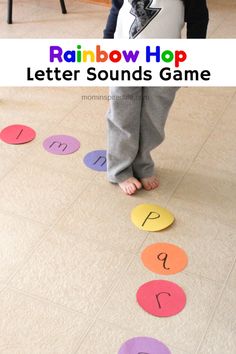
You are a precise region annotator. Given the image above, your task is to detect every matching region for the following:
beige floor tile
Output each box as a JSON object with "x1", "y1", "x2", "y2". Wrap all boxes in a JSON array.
[
  {"x1": 54, "y1": 179, "x2": 149, "y2": 253},
  {"x1": 98, "y1": 258, "x2": 221, "y2": 353},
  {"x1": 191, "y1": 87, "x2": 236, "y2": 99},
  {"x1": 0, "y1": 89, "x2": 51, "y2": 162},
  {"x1": 0, "y1": 87, "x2": 80, "y2": 132},
  {"x1": 9, "y1": 229, "x2": 133, "y2": 316},
  {"x1": 70, "y1": 0, "x2": 109, "y2": 19},
  {"x1": 227, "y1": 260, "x2": 236, "y2": 290},
  {"x1": 0, "y1": 288, "x2": 90, "y2": 354},
  {"x1": 211, "y1": 0, "x2": 236, "y2": 4},
  {"x1": 197, "y1": 287, "x2": 236, "y2": 354},
  {"x1": 141, "y1": 203, "x2": 236, "y2": 283},
  {"x1": 157, "y1": 116, "x2": 211, "y2": 161},
  {"x1": 0, "y1": 130, "x2": 38, "y2": 162},
  {"x1": 0, "y1": 212, "x2": 47, "y2": 284},
  {"x1": 0, "y1": 1, "x2": 39, "y2": 24},
  {"x1": 225, "y1": 9, "x2": 236, "y2": 23},
  {"x1": 219, "y1": 93, "x2": 236, "y2": 130},
  {"x1": 0, "y1": 154, "x2": 16, "y2": 180},
  {"x1": 1, "y1": 86, "x2": 82, "y2": 107},
  {"x1": 169, "y1": 87, "x2": 234, "y2": 127},
  {"x1": 60, "y1": 87, "x2": 109, "y2": 138},
  {"x1": 170, "y1": 161, "x2": 236, "y2": 227},
  {"x1": 157, "y1": 88, "x2": 234, "y2": 165},
  {"x1": 211, "y1": 22, "x2": 236, "y2": 38},
  {"x1": 18, "y1": 12, "x2": 103, "y2": 39},
  {"x1": 0, "y1": 87, "x2": 15, "y2": 98},
  {"x1": 61, "y1": 109, "x2": 107, "y2": 140},
  {"x1": 0, "y1": 22, "x2": 28, "y2": 39},
  {"x1": 0, "y1": 1, "x2": 108, "y2": 38},
  {"x1": 195, "y1": 123, "x2": 236, "y2": 174},
  {"x1": 144, "y1": 152, "x2": 193, "y2": 205},
  {"x1": 77, "y1": 320, "x2": 188, "y2": 354},
  {"x1": 0, "y1": 161, "x2": 90, "y2": 224},
  {"x1": 23, "y1": 0, "x2": 77, "y2": 11},
  {"x1": 207, "y1": 3, "x2": 232, "y2": 36},
  {"x1": 207, "y1": 1, "x2": 236, "y2": 38}
]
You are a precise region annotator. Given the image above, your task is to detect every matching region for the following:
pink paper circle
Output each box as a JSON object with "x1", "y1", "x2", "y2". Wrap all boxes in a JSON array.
[
  {"x1": 0, "y1": 124, "x2": 36, "y2": 144},
  {"x1": 43, "y1": 135, "x2": 80, "y2": 155},
  {"x1": 118, "y1": 336, "x2": 171, "y2": 354},
  {"x1": 136, "y1": 280, "x2": 186, "y2": 317}
]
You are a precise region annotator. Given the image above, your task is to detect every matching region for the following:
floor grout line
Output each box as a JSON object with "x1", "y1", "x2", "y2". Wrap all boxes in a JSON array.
[
  {"x1": 0, "y1": 177, "x2": 94, "y2": 292},
  {"x1": 0, "y1": 207, "x2": 48, "y2": 226},
  {"x1": 194, "y1": 256, "x2": 236, "y2": 354},
  {"x1": 4, "y1": 285, "x2": 85, "y2": 315},
  {"x1": 165, "y1": 90, "x2": 236, "y2": 207},
  {"x1": 72, "y1": 252, "x2": 137, "y2": 354},
  {"x1": 56, "y1": 101, "x2": 85, "y2": 127}
]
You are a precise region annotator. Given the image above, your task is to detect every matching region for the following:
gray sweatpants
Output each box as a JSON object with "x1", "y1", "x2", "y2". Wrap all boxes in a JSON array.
[{"x1": 107, "y1": 86, "x2": 178, "y2": 183}]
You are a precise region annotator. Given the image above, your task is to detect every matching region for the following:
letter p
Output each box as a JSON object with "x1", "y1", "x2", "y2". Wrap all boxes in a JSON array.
[
  {"x1": 142, "y1": 211, "x2": 160, "y2": 227},
  {"x1": 175, "y1": 50, "x2": 187, "y2": 67}
]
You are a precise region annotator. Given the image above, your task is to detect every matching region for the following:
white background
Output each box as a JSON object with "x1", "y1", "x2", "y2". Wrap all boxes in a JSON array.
[{"x1": 0, "y1": 39, "x2": 235, "y2": 86}]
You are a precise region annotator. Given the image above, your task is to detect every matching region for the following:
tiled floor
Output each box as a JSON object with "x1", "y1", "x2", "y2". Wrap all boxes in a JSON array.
[{"x1": 0, "y1": 1, "x2": 236, "y2": 353}]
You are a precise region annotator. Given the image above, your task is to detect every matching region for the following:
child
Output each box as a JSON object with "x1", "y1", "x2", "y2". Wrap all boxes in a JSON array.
[{"x1": 104, "y1": 0, "x2": 209, "y2": 195}]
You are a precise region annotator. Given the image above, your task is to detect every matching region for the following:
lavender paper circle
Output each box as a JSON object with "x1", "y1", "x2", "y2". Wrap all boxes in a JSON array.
[
  {"x1": 83, "y1": 150, "x2": 107, "y2": 171},
  {"x1": 43, "y1": 135, "x2": 80, "y2": 155},
  {"x1": 118, "y1": 337, "x2": 171, "y2": 354}
]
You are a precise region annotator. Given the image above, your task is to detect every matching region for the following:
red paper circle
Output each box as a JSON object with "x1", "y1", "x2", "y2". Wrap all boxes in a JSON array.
[
  {"x1": 0, "y1": 124, "x2": 36, "y2": 144},
  {"x1": 136, "y1": 280, "x2": 186, "y2": 317}
]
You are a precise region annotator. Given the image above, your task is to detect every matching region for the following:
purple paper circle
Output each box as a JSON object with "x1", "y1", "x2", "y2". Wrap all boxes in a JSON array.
[
  {"x1": 118, "y1": 337, "x2": 171, "y2": 354},
  {"x1": 43, "y1": 135, "x2": 80, "y2": 155},
  {"x1": 83, "y1": 150, "x2": 107, "y2": 171}
]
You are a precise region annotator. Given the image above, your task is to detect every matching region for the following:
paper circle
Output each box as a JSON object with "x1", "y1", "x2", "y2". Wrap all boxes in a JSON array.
[
  {"x1": 0, "y1": 124, "x2": 36, "y2": 144},
  {"x1": 131, "y1": 204, "x2": 174, "y2": 231},
  {"x1": 118, "y1": 336, "x2": 171, "y2": 354},
  {"x1": 83, "y1": 150, "x2": 107, "y2": 171},
  {"x1": 141, "y1": 243, "x2": 188, "y2": 275},
  {"x1": 137, "y1": 280, "x2": 186, "y2": 317},
  {"x1": 43, "y1": 135, "x2": 80, "y2": 155}
]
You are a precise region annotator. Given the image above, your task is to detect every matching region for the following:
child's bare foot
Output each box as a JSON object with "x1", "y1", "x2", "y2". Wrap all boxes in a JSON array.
[
  {"x1": 141, "y1": 176, "x2": 159, "y2": 191},
  {"x1": 119, "y1": 177, "x2": 142, "y2": 195}
]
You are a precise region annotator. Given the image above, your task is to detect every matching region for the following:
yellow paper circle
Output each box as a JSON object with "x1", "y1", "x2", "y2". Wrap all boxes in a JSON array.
[{"x1": 131, "y1": 204, "x2": 174, "y2": 231}]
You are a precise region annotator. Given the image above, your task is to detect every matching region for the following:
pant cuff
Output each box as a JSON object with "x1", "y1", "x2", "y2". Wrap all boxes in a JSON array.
[{"x1": 107, "y1": 172, "x2": 134, "y2": 184}]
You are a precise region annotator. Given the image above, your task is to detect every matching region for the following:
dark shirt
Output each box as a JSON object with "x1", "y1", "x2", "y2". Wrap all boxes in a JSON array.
[{"x1": 103, "y1": 0, "x2": 209, "y2": 39}]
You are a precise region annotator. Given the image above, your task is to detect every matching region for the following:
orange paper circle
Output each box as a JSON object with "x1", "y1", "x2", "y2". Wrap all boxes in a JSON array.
[{"x1": 141, "y1": 243, "x2": 188, "y2": 275}]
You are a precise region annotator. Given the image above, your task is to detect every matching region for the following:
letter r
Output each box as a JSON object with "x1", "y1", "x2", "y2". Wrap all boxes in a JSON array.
[{"x1": 50, "y1": 46, "x2": 63, "y2": 62}]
